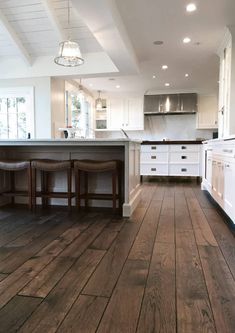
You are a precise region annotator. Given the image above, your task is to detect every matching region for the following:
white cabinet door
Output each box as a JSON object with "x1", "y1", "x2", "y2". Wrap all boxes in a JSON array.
[
  {"x1": 125, "y1": 98, "x2": 144, "y2": 130},
  {"x1": 224, "y1": 161, "x2": 235, "y2": 218},
  {"x1": 197, "y1": 95, "x2": 218, "y2": 129},
  {"x1": 108, "y1": 97, "x2": 143, "y2": 131},
  {"x1": 108, "y1": 99, "x2": 125, "y2": 130}
]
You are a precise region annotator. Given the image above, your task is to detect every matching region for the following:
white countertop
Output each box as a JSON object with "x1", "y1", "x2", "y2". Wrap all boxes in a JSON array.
[{"x1": 0, "y1": 138, "x2": 142, "y2": 146}]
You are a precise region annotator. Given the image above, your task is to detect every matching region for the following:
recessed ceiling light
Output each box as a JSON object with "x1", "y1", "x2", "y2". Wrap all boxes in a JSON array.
[
  {"x1": 183, "y1": 37, "x2": 191, "y2": 44},
  {"x1": 152, "y1": 75, "x2": 156, "y2": 79},
  {"x1": 185, "y1": 73, "x2": 189, "y2": 77},
  {"x1": 116, "y1": 85, "x2": 120, "y2": 89},
  {"x1": 162, "y1": 65, "x2": 168, "y2": 70},
  {"x1": 165, "y1": 83, "x2": 170, "y2": 87},
  {"x1": 186, "y1": 3, "x2": 197, "y2": 12},
  {"x1": 153, "y1": 40, "x2": 164, "y2": 45}
]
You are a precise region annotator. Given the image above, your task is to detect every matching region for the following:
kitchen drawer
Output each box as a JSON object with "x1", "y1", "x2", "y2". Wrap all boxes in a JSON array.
[
  {"x1": 169, "y1": 164, "x2": 200, "y2": 176},
  {"x1": 140, "y1": 163, "x2": 168, "y2": 176},
  {"x1": 169, "y1": 144, "x2": 200, "y2": 152},
  {"x1": 141, "y1": 152, "x2": 168, "y2": 163},
  {"x1": 169, "y1": 152, "x2": 199, "y2": 163},
  {"x1": 141, "y1": 145, "x2": 168, "y2": 153}
]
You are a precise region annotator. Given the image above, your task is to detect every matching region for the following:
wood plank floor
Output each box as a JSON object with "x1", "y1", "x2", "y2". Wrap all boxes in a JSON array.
[{"x1": 0, "y1": 183, "x2": 234, "y2": 333}]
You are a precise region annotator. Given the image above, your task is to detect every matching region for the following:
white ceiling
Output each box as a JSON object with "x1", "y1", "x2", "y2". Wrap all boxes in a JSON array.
[
  {"x1": 0, "y1": 0, "x2": 102, "y2": 57},
  {"x1": 0, "y1": 0, "x2": 235, "y2": 94}
]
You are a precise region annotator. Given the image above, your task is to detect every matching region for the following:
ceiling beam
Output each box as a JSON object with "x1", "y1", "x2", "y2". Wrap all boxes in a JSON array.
[
  {"x1": 41, "y1": 0, "x2": 66, "y2": 41},
  {"x1": 0, "y1": 9, "x2": 32, "y2": 66}
]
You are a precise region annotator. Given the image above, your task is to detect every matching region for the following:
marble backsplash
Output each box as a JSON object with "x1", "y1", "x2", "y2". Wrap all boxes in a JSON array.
[{"x1": 95, "y1": 114, "x2": 215, "y2": 141}]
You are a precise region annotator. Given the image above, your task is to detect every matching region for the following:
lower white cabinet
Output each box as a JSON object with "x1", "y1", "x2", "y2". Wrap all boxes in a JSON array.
[
  {"x1": 141, "y1": 143, "x2": 201, "y2": 177},
  {"x1": 202, "y1": 140, "x2": 235, "y2": 224}
]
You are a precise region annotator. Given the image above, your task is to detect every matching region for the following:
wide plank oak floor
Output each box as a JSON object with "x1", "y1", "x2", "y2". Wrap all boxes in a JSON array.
[{"x1": 0, "y1": 183, "x2": 234, "y2": 333}]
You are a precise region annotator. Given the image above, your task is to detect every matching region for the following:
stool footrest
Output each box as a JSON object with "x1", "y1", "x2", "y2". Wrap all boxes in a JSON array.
[
  {"x1": 35, "y1": 192, "x2": 75, "y2": 199},
  {"x1": 79, "y1": 193, "x2": 119, "y2": 200},
  {"x1": 1, "y1": 191, "x2": 30, "y2": 197}
]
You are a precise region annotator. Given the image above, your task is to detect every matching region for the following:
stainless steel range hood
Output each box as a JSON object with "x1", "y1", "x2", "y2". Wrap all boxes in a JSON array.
[{"x1": 144, "y1": 93, "x2": 197, "y2": 115}]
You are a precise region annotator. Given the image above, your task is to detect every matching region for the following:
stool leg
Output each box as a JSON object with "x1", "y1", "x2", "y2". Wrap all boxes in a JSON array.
[
  {"x1": 32, "y1": 168, "x2": 36, "y2": 210},
  {"x1": 67, "y1": 169, "x2": 72, "y2": 211},
  {"x1": 84, "y1": 172, "x2": 88, "y2": 209},
  {"x1": 112, "y1": 171, "x2": 117, "y2": 211},
  {"x1": 41, "y1": 171, "x2": 46, "y2": 208},
  {"x1": 28, "y1": 167, "x2": 32, "y2": 210},
  {"x1": 10, "y1": 172, "x2": 15, "y2": 205},
  {"x1": 74, "y1": 167, "x2": 79, "y2": 209}
]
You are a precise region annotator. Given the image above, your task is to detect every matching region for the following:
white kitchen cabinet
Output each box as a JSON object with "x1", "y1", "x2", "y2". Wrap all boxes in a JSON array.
[
  {"x1": 224, "y1": 160, "x2": 235, "y2": 218},
  {"x1": 196, "y1": 95, "x2": 218, "y2": 129},
  {"x1": 108, "y1": 97, "x2": 144, "y2": 131},
  {"x1": 141, "y1": 143, "x2": 201, "y2": 177},
  {"x1": 202, "y1": 139, "x2": 235, "y2": 224}
]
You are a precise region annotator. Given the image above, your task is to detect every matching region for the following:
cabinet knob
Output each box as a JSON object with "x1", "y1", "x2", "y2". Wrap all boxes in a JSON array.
[
  {"x1": 151, "y1": 156, "x2": 157, "y2": 159},
  {"x1": 181, "y1": 146, "x2": 187, "y2": 150},
  {"x1": 151, "y1": 168, "x2": 156, "y2": 171},
  {"x1": 181, "y1": 168, "x2": 187, "y2": 172},
  {"x1": 181, "y1": 156, "x2": 187, "y2": 159}
]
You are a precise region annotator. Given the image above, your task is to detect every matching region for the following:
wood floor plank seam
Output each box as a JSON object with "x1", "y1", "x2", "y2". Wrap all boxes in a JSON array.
[
  {"x1": 82, "y1": 187, "x2": 156, "y2": 299},
  {"x1": 135, "y1": 185, "x2": 167, "y2": 332},
  {"x1": 184, "y1": 187, "x2": 219, "y2": 333}
]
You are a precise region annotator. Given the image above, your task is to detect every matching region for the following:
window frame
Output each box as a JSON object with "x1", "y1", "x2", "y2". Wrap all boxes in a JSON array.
[{"x1": 0, "y1": 86, "x2": 35, "y2": 139}]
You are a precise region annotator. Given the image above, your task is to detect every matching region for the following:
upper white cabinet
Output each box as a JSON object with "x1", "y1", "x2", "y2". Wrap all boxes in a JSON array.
[
  {"x1": 196, "y1": 95, "x2": 218, "y2": 129},
  {"x1": 108, "y1": 97, "x2": 144, "y2": 131}
]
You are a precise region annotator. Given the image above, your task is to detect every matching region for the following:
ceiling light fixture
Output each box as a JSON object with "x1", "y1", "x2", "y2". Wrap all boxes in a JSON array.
[
  {"x1": 116, "y1": 85, "x2": 120, "y2": 89},
  {"x1": 183, "y1": 37, "x2": 191, "y2": 44},
  {"x1": 185, "y1": 73, "x2": 189, "y2": 77},
  {"x1": 152, "y1": 75, "x2": 156, "y2": 79},
  {"x1": 162, "y1": 65, "x2": 168, "y2": 70},
  {"x1": 89, "y1": 83, "x2": 93, "y2": 87},
  {"x1": 165, "y1": 83, "x2": 170, "y2": 87},
  {"x1": 186, "y1": 3, "x2": 197, "y2": 12},
  {"x1": 54, "y1": 0, "x2": 84, "y2": 67},
  {"x1": 96, "y1": 90, "x2": 103, "y2": 109}
]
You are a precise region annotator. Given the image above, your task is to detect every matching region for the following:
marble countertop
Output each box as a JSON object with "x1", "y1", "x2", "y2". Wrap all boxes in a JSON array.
[
  {"x1": 0, "y1": 138, "x2": 142, "y2": 146},
  {"x1": 141, "y1": 140, "x2": 202, "y2": 145}
]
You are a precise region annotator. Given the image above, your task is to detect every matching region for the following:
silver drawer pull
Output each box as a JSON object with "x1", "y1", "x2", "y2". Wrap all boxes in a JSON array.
[
  {"x1": 225, "y1": 164, "x2": 230, "y2": 168},
  {"x1": 181, "y1": 168, "x2": 187, "y2": 172},
  {"x1": 151, "y1": 156, "x2": 157, "y2": 159},
  {"x1": 181, "y1": 156, "x2": 187, "y2": 159},
  {"x1": 151, "y1": 168, "x2": 156, "y2": 171},
  {"x1": 181, "y1": 146, "x2": 187, "y2": 150},
  {"x1": 151, "y1": 146, "x2": 157, "y2": 150}
]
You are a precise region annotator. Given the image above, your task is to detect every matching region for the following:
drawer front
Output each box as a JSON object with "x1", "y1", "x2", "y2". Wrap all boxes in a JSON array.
[
  {"x1": 140, "y1": 163, "x2": 168, "y2": 175},
  {"x1": 169, "y1": 144, "x2": 200, "y2": 152},
  {"x1": 169, "y1": 164, "x2": 199, "y2": 176},
  {"x1": 141, "y1": 145, "x2": 168, "y2": 153},
  {"x1": 141, "y1": 152, "x2": 168, "y2": 163},
  {"x1": 169, "y1": 152, "x2": 199, "y2": 163}
]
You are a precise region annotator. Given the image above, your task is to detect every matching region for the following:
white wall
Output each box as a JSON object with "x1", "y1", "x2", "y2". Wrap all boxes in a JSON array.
[{"x1": 0, "y1": 77, "x2": 51, "y2": 138}]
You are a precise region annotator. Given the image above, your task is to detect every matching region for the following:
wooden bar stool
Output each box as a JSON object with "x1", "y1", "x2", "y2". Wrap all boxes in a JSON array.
[
  {"x1": 31, "y1": 159, "x2": 74, "y2": 210},
  {"x1": 74, "y1": 160, "x2": 122, "y2": 211},
  {"x1": 0, "y1": 160, "x2": 32, "y2": 209}
]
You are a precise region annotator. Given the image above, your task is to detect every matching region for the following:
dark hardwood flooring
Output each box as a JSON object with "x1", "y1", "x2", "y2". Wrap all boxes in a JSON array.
[{"x1": 0, "y1": 183, "x2": 234, "y2": 333}]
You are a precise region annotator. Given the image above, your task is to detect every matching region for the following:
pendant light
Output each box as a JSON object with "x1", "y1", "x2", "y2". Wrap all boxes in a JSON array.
[
  {"x1": 96, "y1": 90, "x2": 103, "y2": 109},
  {"x1": 54, "y1": 0, "x2": 84, "y2": 67}
]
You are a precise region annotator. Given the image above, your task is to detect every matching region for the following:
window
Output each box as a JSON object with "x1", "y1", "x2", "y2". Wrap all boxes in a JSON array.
[{"x1": 0, "y1": 87, "x2": 34, "y2": 139}]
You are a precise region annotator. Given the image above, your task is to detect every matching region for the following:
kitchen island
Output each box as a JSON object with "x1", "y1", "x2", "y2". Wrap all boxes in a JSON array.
[{"x1": 0, "y1": 139, "x2": 141, "y2": 217}]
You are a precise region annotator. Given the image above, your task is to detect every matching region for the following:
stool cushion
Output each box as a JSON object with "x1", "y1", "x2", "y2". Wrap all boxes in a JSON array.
[
  {"x1": 74, "y1": 160, "x2": 119, "y2": 172},
  {"x1": 31, "y1": 159, "x2": 72, "y2": 171},
  {"x1": 0, "y1": 160, "x2": 30, "y2": 171}
]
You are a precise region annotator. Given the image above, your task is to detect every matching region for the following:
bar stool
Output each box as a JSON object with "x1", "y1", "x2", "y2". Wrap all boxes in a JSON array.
[
  {"x1": 31, "y1": 159, "x2": 74, "y2": 210},
  {"x1": 74, "y1": 160, "x2": 122, "y2": 211},
  {"x1": 0, "y1": 160, "x2": 32, "y2": 209}
]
